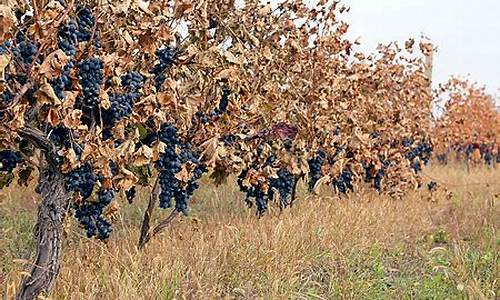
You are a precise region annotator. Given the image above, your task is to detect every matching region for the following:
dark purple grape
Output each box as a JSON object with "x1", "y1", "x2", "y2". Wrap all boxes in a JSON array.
[
  {"x1": 0, "y1": 150, "x2": 22, "y2": 173},
  {"x1": 152, "y1": 47, "x2": 180, "y2": 91}
]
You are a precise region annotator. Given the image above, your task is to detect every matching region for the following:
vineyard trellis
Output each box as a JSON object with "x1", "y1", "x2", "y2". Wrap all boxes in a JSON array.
[{"x1": 0, "y1": 1, "x2": 497, "y2": 299}]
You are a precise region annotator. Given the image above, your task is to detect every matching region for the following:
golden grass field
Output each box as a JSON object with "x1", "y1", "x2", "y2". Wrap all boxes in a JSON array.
[{"x1": 1, "y1": 164, "x2": 499, "y2": 299}]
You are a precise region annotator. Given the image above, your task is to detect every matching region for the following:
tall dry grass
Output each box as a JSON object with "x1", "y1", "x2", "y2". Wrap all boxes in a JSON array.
[{"x1": 1, "y1": 164, "x2": 499, "y2": 299}]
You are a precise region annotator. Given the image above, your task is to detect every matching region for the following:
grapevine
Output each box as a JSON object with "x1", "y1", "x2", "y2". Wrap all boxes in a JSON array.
[{"x1": 0, "y1": 1, "x2": 495, "y2": 299}]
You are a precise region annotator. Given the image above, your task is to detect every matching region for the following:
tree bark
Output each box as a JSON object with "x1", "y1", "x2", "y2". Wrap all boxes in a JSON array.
[
  {"x1": 139, "y1": 209, "x2": 179, "y2": 249},
  {"x1": 16, "y1": 168, "x2": 69, "y2": 300},
  {"x1": 138, "y1": 177, "x2": 160, "y2": 249},
  {"x1": 138, "y1": 177, "x2": 181, "y2": 249}
]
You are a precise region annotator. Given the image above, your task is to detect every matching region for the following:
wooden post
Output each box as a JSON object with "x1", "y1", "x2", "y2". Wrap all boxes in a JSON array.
[{"x1": 424, "y1": 50, "x2": 433, "y2": 89}]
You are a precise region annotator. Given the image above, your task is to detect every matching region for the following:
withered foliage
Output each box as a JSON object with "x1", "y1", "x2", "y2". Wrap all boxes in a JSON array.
[
  {"x1": 0, "y1": 0, "x2": 436, "y2": 208},
  {"x1": 432, "y1": 78, "x2": 500, "y2": 163}
]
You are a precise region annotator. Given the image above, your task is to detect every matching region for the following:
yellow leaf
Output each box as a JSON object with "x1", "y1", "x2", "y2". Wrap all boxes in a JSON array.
[
  {"x1": 224, "y1": 51, "x2": 240, "y2": 64},
  {"x1": 60, "y1": 148, "x2": 80, "y2": 173},
  {"x1": 258, "y1": 5, "x2": 272, "y2": 16},
  {"x1": 263, "y1": 47, "x2": 272, "y2": 60},
  {"x1": 39, "y1": 50, "x2": 70, "y2": 81},
  {"x1": 175, "y1": 162, "x2": 195, "y2": 183},
  {"x1": 80, "y1": 144, "x2": 93, "y2": 162},
  {"x1": 111, "y1": 0, "x2": 132, "y2": 14},
  {"x1": 216, "y1": 67, "x2": 237, "y2": 80},
  {"x1": 0, "y1": 5, "x2": 15, "y2": 41},
  {"x1": 313, "y1": 175, "x2": 330, "y2": 195},
  {"x1": 46, "y1": 108, "x2": 60, "y2": 126},
  {"x1": 133, "y1": 145, "x2": 153, "y2": 166},
  {"x1": 62, "y1": 91, "x2": 78, "y2": 109},
  {"x1": 175, "y1": 0, "x2": 193, "y2": 17},
  {"x1": 0, "y1": 53, "x2": 10, "y2": 81},
  {"x1": 123, "y1": 30, "x2": 134, "y2": 45},
  {"x1": 63, "y1": 109, "x2": 82, "y2": 129},
  {"x1": 36, "y1": 83, "x2": 61, "y2": 106},
  {"x1": 200, "y1": 137, "x2": 227, "y2": 168},
  {"x1": 100, "y1": 90, "x2": 110, "y2": 110}
]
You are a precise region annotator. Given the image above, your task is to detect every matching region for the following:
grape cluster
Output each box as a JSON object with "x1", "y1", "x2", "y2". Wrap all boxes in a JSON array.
[
  {"x1": 93, "y1": 31, "x2": 102, "y2": 49},
  {"x1": 102, "y1": 72, "x2": 143, "y2": 126},
  {"x1": 363, "y1": 163, "x2": 373, "y2": 183},
  {"x1": 76, "y1": 6, "x2": 95, "y2": 42},
  {"x1": 332, "y1": 125, "x2": 341, "y2": 136},
  {"x1": 427, "y1": 181, "x2": 438, "y2": 192},
  {"x1": 332, "y1": 168, "x2": 353, "y2": 194},
  {"x1": 192, "y1": 111, "x2": 209, "y2": 126},
  {"x1": 0, "y1": 90, "x2": 13, "y2": 119},
  {"x1": 121, "y1": 71, "x2": 144, "y2": 91},
  {"x1": 308, "y1": 149, "x2": 326, "y2": 191},
  {"x1": 484, "y1": 150, "x2": 493, "y2": 165},
  {"x1": 370, "y1": 131, "x2": 380, "y2": 139},
  {"x1": 109, "y1": 161, "x2": 119, "y2": 177},
  {"x1": 0, "y1": 41, "x2": 13, "y2": 100},
  {"x1": 402, "y1": 137, "x2": 413, "y2": 147},
  {"x1": 269, "y1": 168, "x2": 295, "y2": 209},
  {"x1": 126, "y1": 187, "x2": 136, "y2": 204},
  {"x1": 364, "y1": 163, "x2": 385, "y2": 191},
  {"x1": 210, "y1": 87, "x2": 231, "y2": 117},
  {"x1": 373, "y1": 169, "x2": 384, "y2": 191},
  {"x1": 11, "y1": 31, "x2": 37, "y2": 67},
  {"x1": 237, "y1": 146, "x2": 294, "y2": 215},
  {"x1": 74, "y1": 188, "x2": 114, "y2": 239},
  {"x1": 103, "y1": 93, "x2": 136, "y2": 125},
  {"x1": 436, "y1": 153, "x2": 448, "y2": 165},
  {"x1": 77, "y1": 58, "x2": 104, "y2": 109},
  {"x1": 375, "y1": 157, "x2": 390, "y2": 191},
  {"x1": 218, "y1": 88, "x2": 231, "y2": 113},
  {"x1": 15, "y1": 40, "x2": 38, "y2": 67},
  {"x1": 411, "y1": 160, "x2": 422, "y2": 173},
  {"x1": 48, "y1": 125, "x2": 74, "y2": 150},
  {"x1": 444, "y1": 143, "x2": 500, "y2": 166},
  {"x1": 0, "y1": 150, "x2": 22, "y2": 173},
  {"x1": 58, "y1": 21, "x2": 79, "y2": 56},
  {"x1": 464, "y1": 144, "x2": 474, "y2": 157},
  {"x1": 188, "y1": 88, "x2": 232, "y2": 131},
  {"x1": 0, "y1": 40, "x2": 11, "y2": 54},
  {"x1": 65, "y1": 163, "x2": 98, "y2": 200},
  {"x1": 405, "y1": 142, "x2": 432, "y2": 173},
  {"x1": 50, "y1": 61, "x2": 74, "y2": 99},
  {"x1": 140, "y1": 131, "x2": 159, "y2": 147},
  {"x1": 155, "y1": 123, "x2": 205, "y2": 214},
  {"x1": 237, "y1": 169, "x2": 268, "y2": 215},
  {"x1": 152, "y1": 47, "x2": 180, "y2": 91}
]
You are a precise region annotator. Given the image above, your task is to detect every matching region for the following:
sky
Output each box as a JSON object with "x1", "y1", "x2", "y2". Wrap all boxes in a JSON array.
[{"x1": 340, "y1": 0, "x2": 500, "y2": 98}]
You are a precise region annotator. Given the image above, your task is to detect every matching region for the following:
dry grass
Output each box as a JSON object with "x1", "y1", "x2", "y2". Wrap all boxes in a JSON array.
[{"x1": 1, "y1": 164, "x2": 499, "y2": 299}]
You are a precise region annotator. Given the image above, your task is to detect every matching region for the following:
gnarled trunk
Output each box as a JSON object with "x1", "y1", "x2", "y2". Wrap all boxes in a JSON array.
[{"x1": 16, "y1": 169, "x2": 69, "y2": 300}]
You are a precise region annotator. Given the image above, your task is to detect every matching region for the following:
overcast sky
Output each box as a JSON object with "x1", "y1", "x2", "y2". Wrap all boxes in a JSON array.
[{"x1": 341, "y1": 0, "x2": 500, "y2": 97}]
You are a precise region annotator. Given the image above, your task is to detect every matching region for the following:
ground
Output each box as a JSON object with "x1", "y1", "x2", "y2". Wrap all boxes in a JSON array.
[{"x1": 1, "y1": 164, "x2": 498, "y2": 299}]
